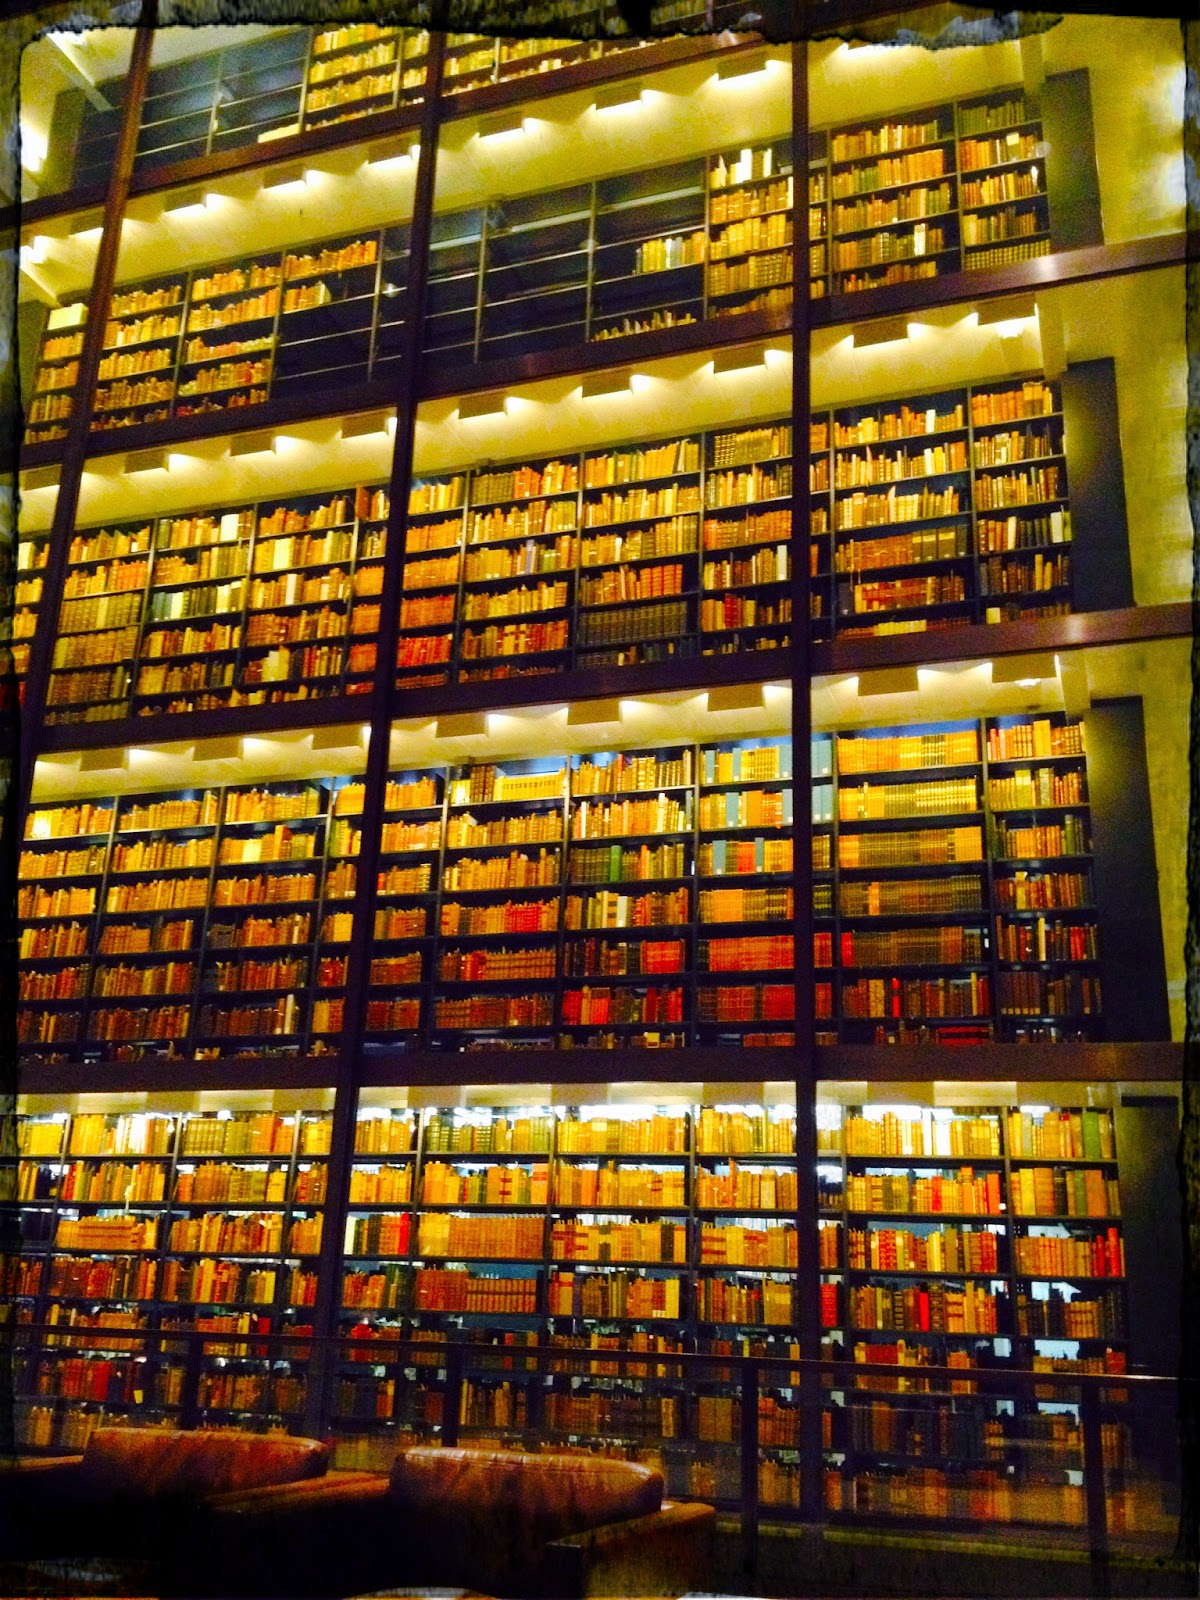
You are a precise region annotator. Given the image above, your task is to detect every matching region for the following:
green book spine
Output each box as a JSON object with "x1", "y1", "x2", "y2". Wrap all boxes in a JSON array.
[{"x1": 1082, "y1": 1109, "x2": 1101, "y2": 1161}]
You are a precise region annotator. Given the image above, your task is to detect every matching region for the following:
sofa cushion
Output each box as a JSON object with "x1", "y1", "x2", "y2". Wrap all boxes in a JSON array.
[
  {"x1": 387, "y1": 1447, "x2": 663, "y2": 1596},
  {"x1": 77, "y1": 1428, "x2": 329, "y2": 1501}
]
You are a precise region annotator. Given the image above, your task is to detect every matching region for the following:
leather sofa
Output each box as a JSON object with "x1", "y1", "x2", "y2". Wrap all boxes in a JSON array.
[
  {"x1": 203, "y1": 1443, "x2": 717, "y2": 1598},
  {"x1": 0, "y1": 1426, "x2": 373, "y2": 1597}
]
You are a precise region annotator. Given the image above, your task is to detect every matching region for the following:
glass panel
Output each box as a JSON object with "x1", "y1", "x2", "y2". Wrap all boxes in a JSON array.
[
  {"x1": 141, "y1": 26, "x2": 309, "y2": 173},
  {"x1": 21, "y1": 30, "x2": 132, "y2": 202},
  {"x1": 70, "y1": 147, "x2": 420, "y2": 436},
  {"x1": 428, "y1": 46, "x2": 793, "y2": 370},
  {"x1": 809, "y1": 638, "x2": 1184, "y2": 1048},
  {"x1": 808, "y1": 17, "x2": 1184, "y2": 303},
  {"x1": 28, "y1": 409, "x2": 397, "y2": 729},
  {"x1": 23, "y1": 732, "x2": 371, "y2": 1065},
  {"x1": 10, "y1": 1088, "x2": 335, "y2": 1448},
  {"x1": 401, "y1": 340, "x2": 792, "y2": 689},
  {"x1": 808, "y1": 267, "x2": 1187, "y2": 645},
  {"x1": 364, "y1": 686, "x2": 793, "y2": 1054},
  {"x1": 816, "y1": 1078, "x2": 1180, "y2": 1553}
]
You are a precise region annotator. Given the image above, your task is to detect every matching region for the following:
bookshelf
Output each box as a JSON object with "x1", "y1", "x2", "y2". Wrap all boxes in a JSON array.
[
  {"x1": 591, "y1": 161, "x2": 707, "y2": 345},
  {"x1": 703, "y1": 423, "x2": 795, "y2": 657},
  {"x1": 25, "y1": 301, "x2": 87, "y2": 446},
  {"x1": 462, "y1": 459, "x2": 579, "y2": 681},
  {"x1": 580, "y1": 437, "x2": 698, "y2": 671},
  {"x1": 826, "y1": 104, "x2": 959, "y2": 296},
  {"x1": 25, "y1": 228, "x2": 406, "y2": 446},
  {"x1": 274, "y1": 235, "x2": 383, "y2": 401},
  {"x1": 94, "y1": 276, "x2": 187, "y2": 435},
  {"x1": 133, "y1": 505, "x2": 251, "y2": 719},
  {"x1": 19, "y1": 778, "x2": 364, "y2": 1063},
  {"x1": 564, "y1": 748, "x2": 695, "y2": 1046},
  {"x1": 46, "y1": 520, "x2": 153, "y2": 723},
  {"x1": 396, "y1": 473, "x2": 466, "y2": 690},
  {"x1": 986, "y1": 715, "x2": 1100, "y2": 1038},
  {"x1": 707, "y1": 140, "x2": 795, "y2": 323},
  {"x1": 196, "y1": 779, "x2": 350, "y2": 1058},
  {"x1": 366, "y1": 771, "x2": 443, "y2": 1043},
  {"x1": 957, "y1": 92, "x2": 1052, "y2": 272},
  {"x1": 243, "y1": 488, "x2": 357, "y2": 703},
  {"x1": 19, "y1": 716, "x2": 1114, "y2": 1065},
  {"x1": 822, "y1": 713, "x2": 1101, "y2": 1044},
  {"x1": 696, "y1": 739, "x2": 795, "y2": 1047},
  {"x1": 11, "y1": 529, "x2": 50, "y2": 684},
  {"x1": 304, "y1": 26, "x2": 428, "y2": 131},
  {"x1": 40, "y1": 479, "x2": 391, "y2": 725},
  {"x1": 327, "y1": 1090, "x2": 1133, "y2": 1529},
  {"x1": 817, "y1": 1099, "x2": 1129, "y2": 1528},
  {"x1": 12, "y1": 1104, "x2": 332, "y2": 1452},
  {"x1": 815, "y1": 92, "x2": 1050, "y2": 297},
  {"x1": 18, "y1": 799, "x2": 116, "y2": 1059},
  {"x1": 830, "y1": 376, "x2": 1071, "y2": 639},
  {"x1": 434, "y1": 759, "x2": 568, "y2": 1047}
]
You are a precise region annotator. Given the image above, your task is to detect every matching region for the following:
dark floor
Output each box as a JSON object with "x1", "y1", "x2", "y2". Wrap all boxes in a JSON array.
[{"x1": 711, "y1": 1521, "x2": 1198, "y2": 1599}]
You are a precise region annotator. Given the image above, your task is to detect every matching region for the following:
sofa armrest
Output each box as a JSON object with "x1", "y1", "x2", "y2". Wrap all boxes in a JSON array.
[
  {"x1": 1, "y1": 1455, "x2": 85, "y2": 1475},
  {"x1": 204, "y1": 1469, "x2": 382, "y2": 1512},
  {"x1": 174, "y1": 1473, "x2": 394, "y2": 1599},
  {"x1": 542, "y1": 1500, "x2": 716, "y2": 1598}
]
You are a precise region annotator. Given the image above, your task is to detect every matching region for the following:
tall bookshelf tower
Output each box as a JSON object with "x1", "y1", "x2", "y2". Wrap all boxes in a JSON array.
[{"x1": 8, "y1": 2, "x2": 1188, "y2": 1549}]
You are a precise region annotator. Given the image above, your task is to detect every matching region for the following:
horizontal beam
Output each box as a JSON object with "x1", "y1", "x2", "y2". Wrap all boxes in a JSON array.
[
  {"x1": 18, "y1": 1039, "x2": 1181, "y2": 1098},
  {"x1": 10, "y1": 33, "x2": 758, "y2": 236},
  {"x1": 17, "y1": 1055, "x2": 340, "y2": 1096},
  {"x1": 29, "y1": 603, "x2": 1190, "y2": 760},
  {"x1": 19, "y1": 235, "x2": 1187, "y2": 478},
  {"x1": 35, "y1": 688, "x2": 379, "y2": 756}
]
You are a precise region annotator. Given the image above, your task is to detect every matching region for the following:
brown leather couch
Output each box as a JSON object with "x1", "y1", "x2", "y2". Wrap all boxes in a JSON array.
[
  {"x1": 0, "y1": 1427, "x2": 374, "y2": 1597},
  {"x1": 204, "y1": 1444, "x2": 717, "y2": 1598}
]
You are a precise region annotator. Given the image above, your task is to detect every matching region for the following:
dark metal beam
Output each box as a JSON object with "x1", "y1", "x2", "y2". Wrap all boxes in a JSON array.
[{"x1": 17, "y1": 2, "x2": 159, "y2": 816}]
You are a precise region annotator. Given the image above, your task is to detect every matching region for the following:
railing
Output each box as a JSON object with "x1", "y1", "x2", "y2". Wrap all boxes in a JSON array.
[{"x1": 5, "y1": 1323, "x2": 1181, "y2": 1592}]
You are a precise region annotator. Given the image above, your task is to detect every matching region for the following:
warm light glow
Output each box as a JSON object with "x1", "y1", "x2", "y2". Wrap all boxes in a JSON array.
[
  {"x1": 713, "y1": 58, "x2": 775, "y2": 86},
  {"x1": 477, "y1": 116, "x2": 530, "y2": 142},
  {"x1": 20, "y1": 124, "x2": 46, "y2": 173},
  {"x1": 175, "y1": 201, "x2": 208, "y2": 218},
  {"x1": 591, "y1": 91, "x2": 644, "y2": 114}
]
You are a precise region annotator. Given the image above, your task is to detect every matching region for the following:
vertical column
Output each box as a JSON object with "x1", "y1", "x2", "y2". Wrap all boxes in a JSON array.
[
  {"x1": 788, "y1": 33, "x2": 824, "y2": 1524},
  {"x1": 17, "y1": 2, "x2": 159, "y2": 814},
  {"x1": 303, "y1": 35, "x2": 447, "y2": 1442}
]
